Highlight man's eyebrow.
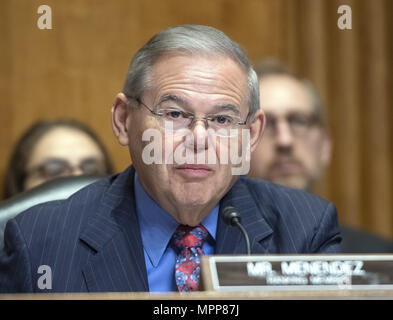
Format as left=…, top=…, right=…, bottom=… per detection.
left=212, top=104, right=241, bottom=115
left=158, top=94, right=188, bottom=106
left=158, top=95, right=241, bottom=115
left=39, top=157, right=68, bottom=165
left=80, top=156, right=102, bottom=163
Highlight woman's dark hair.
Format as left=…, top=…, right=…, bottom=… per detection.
left=3, top=118, right=114, bottom=199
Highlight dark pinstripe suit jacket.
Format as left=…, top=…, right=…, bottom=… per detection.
left=0, top=166, right=341, bottom=293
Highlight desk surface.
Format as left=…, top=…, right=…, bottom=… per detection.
left=1, top=289, right=393, bottom=300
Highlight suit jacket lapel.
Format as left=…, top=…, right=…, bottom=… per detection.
left=80, top=167, right=149, bottom=292
left=215, top=177, right=274, bottom=255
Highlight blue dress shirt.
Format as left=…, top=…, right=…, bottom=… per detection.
left=134, top=173, right=218, bottom=292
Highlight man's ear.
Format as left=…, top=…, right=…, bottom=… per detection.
left=111, top=92, right=131, bottom=146
left=249, top=109, right=265, bottom=153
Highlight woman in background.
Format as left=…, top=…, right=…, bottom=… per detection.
left=3, top=118, right=114, bottom=199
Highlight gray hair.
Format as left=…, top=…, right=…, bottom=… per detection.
left=253, top=58, right=327, bottom=126
left=122, top=25, right=260, bottom=121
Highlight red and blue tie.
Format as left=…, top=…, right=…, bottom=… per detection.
left=172, top=225, right=209, bottom=292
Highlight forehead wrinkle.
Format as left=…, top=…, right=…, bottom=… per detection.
left=155, top=69, right=245, bottom=95
left=148, top=56, right=248, bottom=108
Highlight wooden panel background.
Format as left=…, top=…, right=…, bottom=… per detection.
left=0, top=0, right=392, bottom=238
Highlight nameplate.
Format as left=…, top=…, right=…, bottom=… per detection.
left=200, top=255, right=393, bottom=291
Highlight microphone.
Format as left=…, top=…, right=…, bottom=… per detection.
left=222, top=206, right=251, bottom=255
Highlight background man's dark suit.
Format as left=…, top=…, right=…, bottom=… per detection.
left=0, top=166, right=341, bottom=293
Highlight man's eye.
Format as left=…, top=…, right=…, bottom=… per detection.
left=41, top=163, right=67, bottom=178
left=212, top=115, right=233, bottom=125
left=81, top=161, right=105, bottom=175
left=288, top=115, right=309, bottom=127
left=164, top=110, right=184, bottom=119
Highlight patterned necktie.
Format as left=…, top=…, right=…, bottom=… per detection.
left=172, top=224, right=209, bottom=292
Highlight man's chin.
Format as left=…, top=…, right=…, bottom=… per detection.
left=175, top=190, right=212, bottom=207
left=171, top=182, right=219, bottom=209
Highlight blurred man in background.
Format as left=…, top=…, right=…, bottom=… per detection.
left=248, top=60, right=331, bottom=191
left=249, top=59, right=393, bottom=253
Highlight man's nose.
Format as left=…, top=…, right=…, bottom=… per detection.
left=275, top=120, right=294, bottom=148
left=187, top=119, right=209, bottom=152
left=71, top=167, right=84, bottom=176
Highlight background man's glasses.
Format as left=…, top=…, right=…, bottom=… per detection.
left=26, top=158, right=106, bottom=180
left=128, top=96, right=248, bottom=137
left=264, top=112, right=321, bottom=137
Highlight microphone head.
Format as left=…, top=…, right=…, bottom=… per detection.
left=222, top=206, right=241, bottom=226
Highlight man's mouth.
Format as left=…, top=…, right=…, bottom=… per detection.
left=271, top=159, right=302, bottom=175
left=174, top=164, right=213, bottom=178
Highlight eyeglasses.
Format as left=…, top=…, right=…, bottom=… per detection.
left=264, top=112, right=321, bottom=137
left=128, top=96, right=248, bottom=137
left=26, top=158, right=107, bottom=180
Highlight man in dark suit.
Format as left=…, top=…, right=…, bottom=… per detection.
left=0, top=25, right=341, bottom=293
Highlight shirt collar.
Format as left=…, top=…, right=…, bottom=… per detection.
left=134, top=173, right=218, bottom=267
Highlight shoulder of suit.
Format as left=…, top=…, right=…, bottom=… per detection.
left=238, top=176, right=330, bottom=210
left=14, top=175, right=114, bottom=227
